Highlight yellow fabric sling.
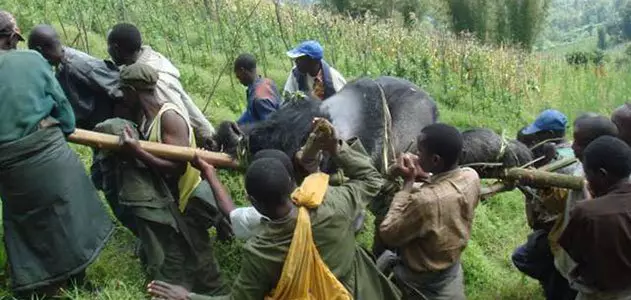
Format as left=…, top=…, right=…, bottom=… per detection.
left=265, top=172, right=352, bottom=300
left=146, top=103, right=201, bottom=212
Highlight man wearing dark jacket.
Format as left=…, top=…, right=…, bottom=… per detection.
left=27, top=24, right=138, bottom=232
left=560, top=136, right=631, bottom=299
left=28, top=24, right=122, bottom=130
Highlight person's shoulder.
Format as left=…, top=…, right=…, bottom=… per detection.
left=458, top=167, right=481, bottom=181
left=5, top=49, right=47, bottom=62
left=572, top=197, right=601, bottom=218
left=160, top=107, right=187, bottom=124
left=254, top=78, right=281, bottom=99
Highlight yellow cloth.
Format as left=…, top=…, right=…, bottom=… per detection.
left=266, top=172, right=352, bottom=300
left=147, top=103, right=201, bottom=212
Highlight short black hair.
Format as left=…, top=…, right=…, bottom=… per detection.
left=584, top=136, right=631, bottom=179
left=234, top=53, right=257, bottom=71
left=252, top=149, right=294, bottom=179
left=245, top=158, right=293, bottom=205
left=108, top=23, right=142, bottom=53
left=419, top=123, right=463, bottom=167
left=574, top=114, right=619, bottom=146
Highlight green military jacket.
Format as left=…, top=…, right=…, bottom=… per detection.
left=193, top=141, right=401, bottom=300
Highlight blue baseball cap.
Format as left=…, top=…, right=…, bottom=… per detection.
left=521, top=109, right=568, bottom=135
left=286, top=40, right=323, bottom=60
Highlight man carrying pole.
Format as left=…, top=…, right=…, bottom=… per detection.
left=0, top=10, right=113, bottom=298
left=116, top=63, right=230, bottom=295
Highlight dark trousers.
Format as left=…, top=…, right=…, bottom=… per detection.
left=181, top=195, right=230, bottom=295
left=135, top=203, right=229, bottom=296
left=135, top=217, right=194, bottom=287
left=512, top=229, right=577, bottom=300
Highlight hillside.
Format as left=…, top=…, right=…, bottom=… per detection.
left=3, top=0, right=631, bottom=299
left=539, top=0, right=627, bottom=52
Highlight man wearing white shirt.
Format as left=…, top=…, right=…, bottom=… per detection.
left=284, top=40, right=346, bottom=101
left=192, top=149, right=293, bottom=240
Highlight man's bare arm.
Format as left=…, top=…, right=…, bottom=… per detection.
left=122, top=110, right=188, bottom=176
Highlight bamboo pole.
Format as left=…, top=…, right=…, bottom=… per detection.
left=68, top=129, right=238, bottom=169
left=480, top=156, right=581, bottom=199
left=501, top=168, right=584, bottom=190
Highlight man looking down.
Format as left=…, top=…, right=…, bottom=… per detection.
left=379, top=123, right=481, bottom=300
left=233, top=53, right=280, bottom=125
left=28, top=24, right=122, bottom=131
left=118, top=63, right=229, bottom=295
left=147, top=118, right=401, bottom=300
left=107, top=23, right=216, bottom=148
left=283, top=40, right=346, bottom=101
left=560, top=136, right=631, bottom=299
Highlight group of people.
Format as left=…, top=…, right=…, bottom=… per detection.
left=512, top=108, right=631, bottom=300
left=1, top=9, right=630, bottom=300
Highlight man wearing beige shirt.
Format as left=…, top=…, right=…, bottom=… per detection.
left=380, top=123, right=481, bottom=300
left=107, top=23, right=215, bottom=148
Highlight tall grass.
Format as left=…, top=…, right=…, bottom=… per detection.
left=3, top=0, right=631, bottom=299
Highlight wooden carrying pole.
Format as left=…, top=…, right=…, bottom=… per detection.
left=68, top=129, right=239, bottom=169
left=501, top=168, right=584, bottom=190
left=480, top=157, right=583, bottom=199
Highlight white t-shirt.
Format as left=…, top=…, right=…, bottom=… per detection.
left=283, top=66, right=346, bottom=97
left=229, top=207, right=267, bottom=240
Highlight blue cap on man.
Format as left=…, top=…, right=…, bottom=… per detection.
left=286, top=40, right=324, bottom=60
left=521, top=109, right=568, bottom=135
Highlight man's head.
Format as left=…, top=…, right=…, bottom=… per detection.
left=583, top=136, right=631, bottom=197
left=611, top=103, right=631, bottom=147
left=245, top=158, right=294, bottom=218
left=417, top=123, right=463, bottom=174
left=252, top=149, right=295, bottom=180
left=119, top=63, right=159, bottom=113
left=233, top=53, right=257, bottom=86
left=27, top=24, right=64, bottom=66
left=287, top=40, right=323, bottom=76
left=572, top=113, right=619, bottom=161
left=520, top=109, right=568, bottom=147
left=0, top=11, right=24, bottom=50
left=107, top=23, right=142, bottom=66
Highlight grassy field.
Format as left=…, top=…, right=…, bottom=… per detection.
left=3, top=0, right=631, bottom=299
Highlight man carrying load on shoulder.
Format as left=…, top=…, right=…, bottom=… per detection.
left=147, top=118, right=401, bottom=300
left=116, top=63, right=230, bottom=296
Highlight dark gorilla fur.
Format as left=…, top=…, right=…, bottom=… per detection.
left=460, top=128, right=533, bottom=175
left=213, top=76, right=438, bottom=174
left=247, top=98, right=329, bottom=161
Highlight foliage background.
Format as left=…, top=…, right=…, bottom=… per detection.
left=1, top=0, right=630, bottom=299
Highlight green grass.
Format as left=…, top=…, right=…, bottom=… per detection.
left=3, top=0, right=631, bottom=298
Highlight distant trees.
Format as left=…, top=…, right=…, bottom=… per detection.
left=597, top=26, right=607, bottom=49
left=319, top=0, right=426, bottom=22
left=446, top=0, right=551, bottom=50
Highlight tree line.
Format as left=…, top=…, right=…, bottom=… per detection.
left=316, top=0, right=551, bottom=51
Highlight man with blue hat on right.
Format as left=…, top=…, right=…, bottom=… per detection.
left=284, top=40, right=346, bottom=101
left=513, top=109, right=579, bottom=300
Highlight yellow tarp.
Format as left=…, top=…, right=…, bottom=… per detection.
left=265, top=172, right=352, bottom=300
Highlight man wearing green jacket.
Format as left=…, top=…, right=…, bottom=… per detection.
left=0, top=11, right=113, bottom=298
left=148, top=119, right=401, bottom=300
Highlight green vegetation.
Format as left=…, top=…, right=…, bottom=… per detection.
left=2, top=0, right=631, bottom=299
